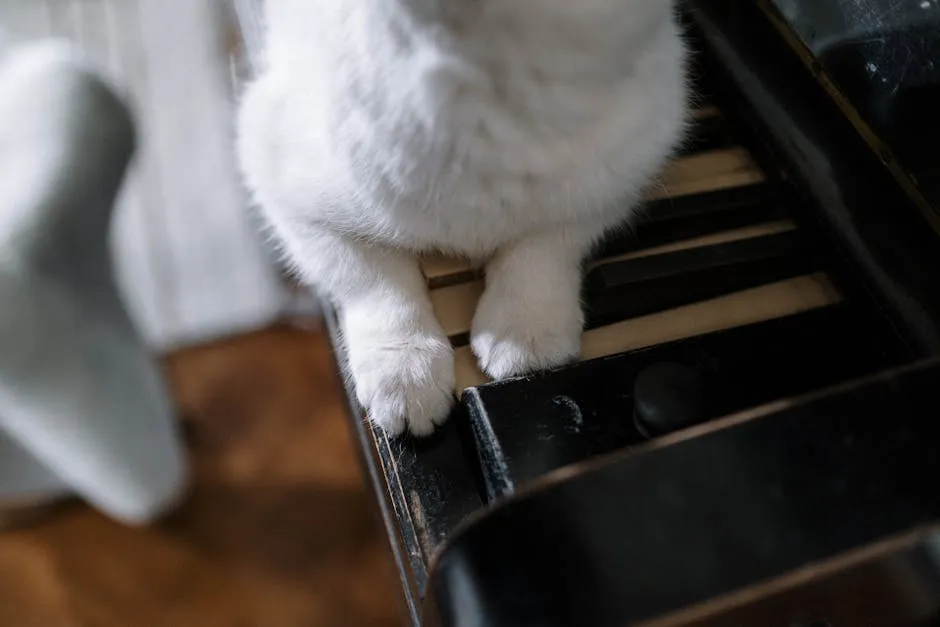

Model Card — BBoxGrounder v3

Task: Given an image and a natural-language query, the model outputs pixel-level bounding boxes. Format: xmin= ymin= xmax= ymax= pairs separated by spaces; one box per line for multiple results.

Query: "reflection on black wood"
xmin=690 ymin=0 xmax=940 ymax=354
xmin=321 ymin=303 xmax=483 ymax=623
xmin=593 ymin=183 xmax=788 ymax=261
xmin=433 ymin=359 xmax=940 ymax=627
xmin=763 ymin=0 xmax=940 ymax=213
xmin=463 ymin=304 xmax=908 ymax=501
xmin=585 ymin=230 xmax=818 ymax=329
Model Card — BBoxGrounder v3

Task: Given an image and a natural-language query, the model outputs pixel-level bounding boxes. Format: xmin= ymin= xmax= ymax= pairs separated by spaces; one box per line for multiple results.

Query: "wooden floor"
xmin=0 ymin=327 xmax=404 ymax=626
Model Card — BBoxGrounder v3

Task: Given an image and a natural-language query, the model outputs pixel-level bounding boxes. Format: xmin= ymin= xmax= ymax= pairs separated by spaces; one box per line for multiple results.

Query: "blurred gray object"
xmin=0 ymin=0 xmax=311 ymax=352
xmin=0 ymin=41 xmax=187 ymax=524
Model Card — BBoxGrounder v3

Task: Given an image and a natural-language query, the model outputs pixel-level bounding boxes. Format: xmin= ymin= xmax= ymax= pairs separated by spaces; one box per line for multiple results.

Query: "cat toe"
xmin=472 ymin=328 xmax=580 ymax=380
xmin=365 ymin=377 xmax=453 ymax=437
xmin=471 ymin=306 xmax=582 ymax=380
xmin=350 ymin=332 xmax=455 ymax=437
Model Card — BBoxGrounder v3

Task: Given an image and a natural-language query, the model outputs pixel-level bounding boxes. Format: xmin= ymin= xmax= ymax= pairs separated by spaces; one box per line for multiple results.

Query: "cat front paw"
xmin=470 ymin=292 xmax=583 ymax=380
xmin=347 ymin=328 xmax=455 ymax=437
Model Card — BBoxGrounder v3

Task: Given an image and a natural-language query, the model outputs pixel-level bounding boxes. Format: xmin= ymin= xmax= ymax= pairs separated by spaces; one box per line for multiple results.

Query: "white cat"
xmin=236 ymin=0 xmax=689 ymax=437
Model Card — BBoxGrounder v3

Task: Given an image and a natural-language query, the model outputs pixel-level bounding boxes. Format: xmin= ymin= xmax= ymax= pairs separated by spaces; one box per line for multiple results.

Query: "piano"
xmin=231 ymin=1 xmax=940 ymax=625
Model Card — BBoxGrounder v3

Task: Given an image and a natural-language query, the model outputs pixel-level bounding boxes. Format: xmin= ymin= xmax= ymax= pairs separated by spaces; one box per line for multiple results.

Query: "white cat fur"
xmin=236 ymin=0 xmax=689 ymax=436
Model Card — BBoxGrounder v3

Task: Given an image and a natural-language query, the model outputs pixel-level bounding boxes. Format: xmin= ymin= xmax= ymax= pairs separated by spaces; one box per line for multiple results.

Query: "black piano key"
xmin=676 ymin=111 xmax=737 ymax=156
xmin=585 ymin=230 xmax=818 ymax=329
xmin=422 ymin=182 xmax=782 ymax=294
xmin=462 ymin=303 xmax=909 ymax=502
xmin=592 ymin=182 xmax=789 ymax=260
xmin=434 ymin=359 xmax=940 ymax=627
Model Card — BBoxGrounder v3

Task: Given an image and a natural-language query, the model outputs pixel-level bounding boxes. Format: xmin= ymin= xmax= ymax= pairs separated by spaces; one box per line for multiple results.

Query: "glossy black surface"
xmin=633 ymin=362 xmax=707 ymax=437
xmin=433 ymin=359 xmax=940 ymax=627
xmin=585 ymin=229 xmax=819 ymax=328
xmin=321 ymin=305 xmax=482 ymax=621
xmin=689 ymin=0 xmax=940 ymax=355
xmin=767 ymin=0 xmax=940 ymax=212
xmin=462 ymin=304 xmax=908 ymax=501
xmin=592 ymin=183 xmax=788 ymax=260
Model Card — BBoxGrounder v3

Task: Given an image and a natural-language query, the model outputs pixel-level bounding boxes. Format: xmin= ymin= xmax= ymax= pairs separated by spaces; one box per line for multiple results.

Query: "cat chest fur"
xmin=251 ymin=1 xmax=688 ymax=258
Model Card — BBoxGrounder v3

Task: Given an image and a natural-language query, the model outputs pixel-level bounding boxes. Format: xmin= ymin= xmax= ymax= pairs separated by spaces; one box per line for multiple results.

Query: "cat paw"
xmin=348 ymin=330 xmax=455 ymax=437
xmin=471 ymin=291 xmax=583 ymax=380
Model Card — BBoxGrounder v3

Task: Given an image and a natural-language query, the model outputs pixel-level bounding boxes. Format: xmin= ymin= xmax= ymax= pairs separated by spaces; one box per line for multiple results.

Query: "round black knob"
xmin=633 ymin=362 xmax=706 ymax=438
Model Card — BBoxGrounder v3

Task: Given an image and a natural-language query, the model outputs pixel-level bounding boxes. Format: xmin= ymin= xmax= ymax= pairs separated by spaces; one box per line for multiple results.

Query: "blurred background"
xmin=0 ymin=0 xmax=403 ymax=624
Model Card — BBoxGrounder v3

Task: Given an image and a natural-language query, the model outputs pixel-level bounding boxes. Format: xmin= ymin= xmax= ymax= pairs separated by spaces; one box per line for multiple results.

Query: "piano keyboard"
xmin=232 ymin=1 xmax=940 ymax=620
xmin=422 ymin=106 xmax=823 ymax=393
xmin=415 ymin=101 xmax=909 ymax=502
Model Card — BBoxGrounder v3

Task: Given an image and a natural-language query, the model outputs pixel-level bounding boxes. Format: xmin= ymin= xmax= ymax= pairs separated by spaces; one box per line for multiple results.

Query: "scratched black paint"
xmin=770 ymin=0 xmax=940 ymax=212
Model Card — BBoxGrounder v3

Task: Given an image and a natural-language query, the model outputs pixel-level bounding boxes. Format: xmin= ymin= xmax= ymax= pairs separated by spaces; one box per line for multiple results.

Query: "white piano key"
xmin=454 ymin=273 xmax=841 ymax=393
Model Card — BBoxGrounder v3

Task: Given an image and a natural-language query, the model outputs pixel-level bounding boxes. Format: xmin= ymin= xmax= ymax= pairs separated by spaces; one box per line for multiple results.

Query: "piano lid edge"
xmin=429 ymin=355 xmax=940 ymax=566
xmin=426 ymin=356 xmax=940 ymax=627
xmin=319 ymin=302 xmax=430 ymax=625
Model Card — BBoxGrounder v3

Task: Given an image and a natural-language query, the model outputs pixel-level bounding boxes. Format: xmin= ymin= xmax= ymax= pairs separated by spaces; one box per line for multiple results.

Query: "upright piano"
xmin=232 ymin=0 xmax=940 ymax=625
